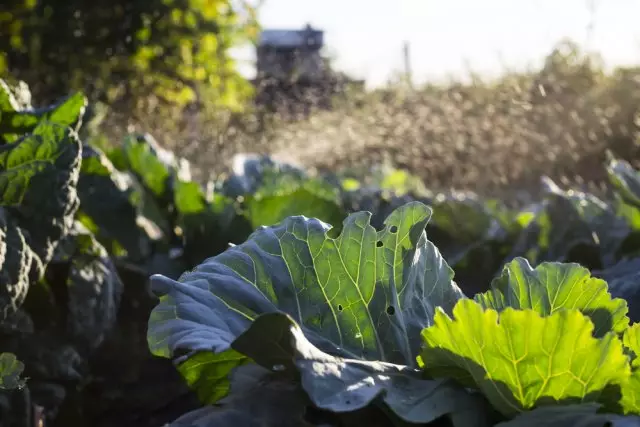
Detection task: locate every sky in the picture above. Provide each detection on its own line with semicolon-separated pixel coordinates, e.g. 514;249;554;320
234;0;640;87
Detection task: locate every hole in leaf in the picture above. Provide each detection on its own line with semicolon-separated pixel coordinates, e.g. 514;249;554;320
376;241;383;247
337;304;343;311
386;306;395;316
389;225;398;233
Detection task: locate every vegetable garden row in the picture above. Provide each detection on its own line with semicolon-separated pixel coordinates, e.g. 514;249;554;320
3;79;640;426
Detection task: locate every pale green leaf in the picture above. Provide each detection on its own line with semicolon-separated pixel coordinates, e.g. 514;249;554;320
475;258;629;337
419;299;631;418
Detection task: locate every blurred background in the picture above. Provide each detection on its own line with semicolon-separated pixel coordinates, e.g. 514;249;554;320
1;0;639;201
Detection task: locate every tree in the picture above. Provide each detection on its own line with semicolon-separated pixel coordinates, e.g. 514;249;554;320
0;0;259;111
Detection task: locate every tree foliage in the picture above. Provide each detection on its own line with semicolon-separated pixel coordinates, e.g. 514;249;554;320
0;0;258;110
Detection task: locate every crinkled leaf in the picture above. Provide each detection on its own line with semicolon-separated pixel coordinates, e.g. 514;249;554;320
418;299;631;418
147;201;464;403
0;208;40;319
620;324;640;414
77;143;151;259
624;324;640;368
230;312;490;426
0;352;25;389
0;123;81;319
0;79;87;143
621;371;640;415
49;221;123;352
495;403;640;427
475;258;629;337
0;122;81;265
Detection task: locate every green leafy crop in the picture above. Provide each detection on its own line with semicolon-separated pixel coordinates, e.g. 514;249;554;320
9;78;640;427
148;200;640;426
147;202;482;425
419;299;629;417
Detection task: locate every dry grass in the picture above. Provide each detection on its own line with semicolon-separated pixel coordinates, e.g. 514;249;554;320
99;40;640;203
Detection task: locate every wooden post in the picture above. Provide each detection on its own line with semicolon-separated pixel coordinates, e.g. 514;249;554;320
403;40;413;89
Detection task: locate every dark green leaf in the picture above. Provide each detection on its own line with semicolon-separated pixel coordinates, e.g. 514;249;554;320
596;258;640;323
0;123;81;320
49;222;123;352
0;79;87;143
231;312;490;426
168;364;313;427
147;202;466;420
508;178;629;269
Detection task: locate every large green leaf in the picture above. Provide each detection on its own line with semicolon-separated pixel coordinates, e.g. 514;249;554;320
0;123;82;320
475;258;629;337
418;299;631;418
0;79;87;143
147;202;465;414
0;123;82;264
